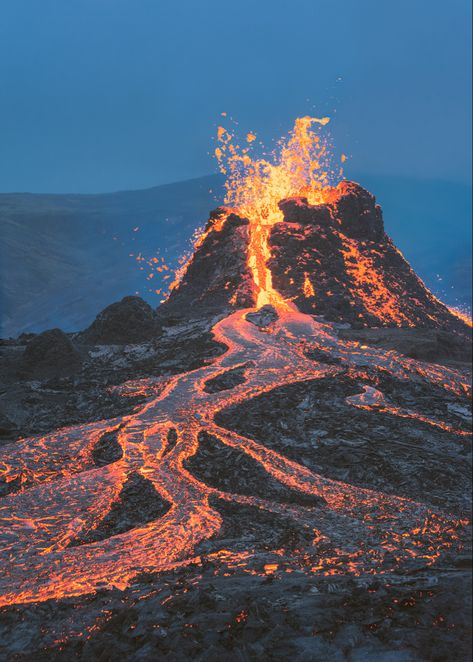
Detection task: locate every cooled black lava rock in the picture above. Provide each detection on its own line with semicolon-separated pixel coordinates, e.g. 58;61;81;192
215;373;472;510
80;296;161;344
21;328;82;378
269;181;469;334
199;495;315;554
92;427;124;466
278;197;333;226
203;365;247;393
339;327;472;364
0;411;17;439
334;180;384;241
185;431;325;508
69;473;171;546
245;305;279;328
158;208;254;320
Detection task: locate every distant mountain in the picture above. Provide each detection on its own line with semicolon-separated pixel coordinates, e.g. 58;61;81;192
0;176;221;337
0;174;471;337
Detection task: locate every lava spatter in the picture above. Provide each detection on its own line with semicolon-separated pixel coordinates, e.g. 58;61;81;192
214;116;341;309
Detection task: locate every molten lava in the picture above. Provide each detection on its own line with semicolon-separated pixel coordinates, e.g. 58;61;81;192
215;116;342;308
0;117;470;609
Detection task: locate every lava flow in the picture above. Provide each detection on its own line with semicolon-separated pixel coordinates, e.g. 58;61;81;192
215;115;340;308
0;118;471;608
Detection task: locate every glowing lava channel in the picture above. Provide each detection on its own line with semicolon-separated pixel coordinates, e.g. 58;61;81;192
215;116;343;309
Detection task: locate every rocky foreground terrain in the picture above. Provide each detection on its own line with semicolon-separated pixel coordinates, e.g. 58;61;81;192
0;294;471;661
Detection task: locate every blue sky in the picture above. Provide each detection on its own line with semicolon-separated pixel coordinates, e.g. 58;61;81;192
0;0;471;193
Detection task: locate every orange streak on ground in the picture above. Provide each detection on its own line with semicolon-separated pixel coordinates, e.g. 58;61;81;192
303;273;315;298
0;303;470;606
341;237;412;326
448;306;473;328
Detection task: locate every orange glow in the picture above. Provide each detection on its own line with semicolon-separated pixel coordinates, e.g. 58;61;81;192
0;301;469;606
448;306;473;328
303;273;315;298
215;116;341;308
341;237;412;325
263;563;279;574
216;116;340;224
0;117;470;610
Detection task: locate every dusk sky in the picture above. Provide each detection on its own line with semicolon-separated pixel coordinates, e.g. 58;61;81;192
0;0;471;193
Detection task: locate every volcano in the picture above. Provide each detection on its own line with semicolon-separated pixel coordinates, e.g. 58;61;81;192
160;180;470;335
0;118;471;661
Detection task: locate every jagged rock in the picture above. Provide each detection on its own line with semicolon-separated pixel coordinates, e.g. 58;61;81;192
80;296;161;344
185;431;325;508
158;208;254;320
21;328;82;378
269;181;468;333
216;373;472;511
339;327;472;365
69;473;171;545
0;411;17;438
334;180;384;241
278;197;333;226
92;427;124;466
245;305;279;328
203;365;247;393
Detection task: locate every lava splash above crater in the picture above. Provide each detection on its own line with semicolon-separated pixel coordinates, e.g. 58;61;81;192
162;116;470;334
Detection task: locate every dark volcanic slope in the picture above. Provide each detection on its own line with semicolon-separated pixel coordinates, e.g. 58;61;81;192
158;181;470;335
158;209;254;320
270;182;469;333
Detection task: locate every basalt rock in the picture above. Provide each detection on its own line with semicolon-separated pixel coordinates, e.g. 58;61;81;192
157;182;468;335
158;208;254;321
245;305;279;329
338;327;472;365
21;328;82;378
334;180;384;241
80;296;161;344
269;181;469;334
278;197;333;226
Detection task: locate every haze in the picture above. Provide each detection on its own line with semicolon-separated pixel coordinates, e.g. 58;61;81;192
0;0;471;193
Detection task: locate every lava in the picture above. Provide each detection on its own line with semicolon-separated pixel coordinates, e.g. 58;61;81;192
303;273;315;298
340;238;411;325
0;117;471;609
0;302;470;606
215;116;341;308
